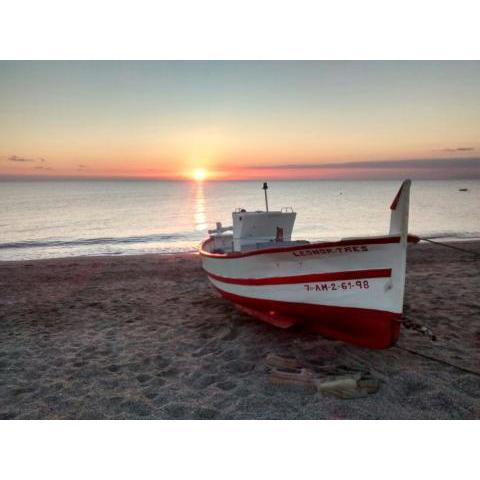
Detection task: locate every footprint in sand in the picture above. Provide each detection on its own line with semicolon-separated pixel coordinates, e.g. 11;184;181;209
224;360;255;374
192;407;218;419
191;347;209;358
153;355;171;369
189;374;218;389
107;395;125;406
220;349;238;361
120;400;151;417
159;367;179;377
216;380;236;391
218;326;239;342
144;391;158;400
0;411;17;420
136;374;151;384
162;403;189;419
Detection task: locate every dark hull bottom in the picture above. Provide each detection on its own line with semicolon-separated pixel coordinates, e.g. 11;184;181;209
217;288;401;349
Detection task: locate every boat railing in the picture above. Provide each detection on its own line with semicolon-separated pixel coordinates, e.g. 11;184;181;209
208;222;233;235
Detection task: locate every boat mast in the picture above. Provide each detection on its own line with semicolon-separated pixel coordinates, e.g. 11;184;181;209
262;182;269;212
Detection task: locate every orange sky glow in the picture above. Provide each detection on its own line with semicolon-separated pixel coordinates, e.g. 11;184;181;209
1;61;480;180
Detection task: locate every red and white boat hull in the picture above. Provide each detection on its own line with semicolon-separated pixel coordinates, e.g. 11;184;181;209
200;181;415;349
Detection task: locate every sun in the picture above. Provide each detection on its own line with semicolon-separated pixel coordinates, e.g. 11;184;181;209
192;168;207;181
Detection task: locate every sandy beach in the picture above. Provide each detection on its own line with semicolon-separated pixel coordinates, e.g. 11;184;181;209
1;241;479;419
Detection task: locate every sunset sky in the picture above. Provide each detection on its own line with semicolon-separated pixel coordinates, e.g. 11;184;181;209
1;61;479;180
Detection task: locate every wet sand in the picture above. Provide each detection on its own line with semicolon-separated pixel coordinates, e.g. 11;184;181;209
1;242;479;419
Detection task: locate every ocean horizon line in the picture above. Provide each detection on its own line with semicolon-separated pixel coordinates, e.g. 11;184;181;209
1;176;480;182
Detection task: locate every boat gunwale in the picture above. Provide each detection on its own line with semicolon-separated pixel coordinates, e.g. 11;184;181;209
199;234;418;259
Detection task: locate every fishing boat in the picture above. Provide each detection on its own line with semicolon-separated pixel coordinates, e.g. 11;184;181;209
199;180;418;349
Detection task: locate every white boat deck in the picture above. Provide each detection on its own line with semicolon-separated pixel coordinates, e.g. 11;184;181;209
206;233;310;254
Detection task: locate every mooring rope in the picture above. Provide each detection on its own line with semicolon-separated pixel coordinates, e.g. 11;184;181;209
396;236;480;376
394;345;480;377
419;237;480;259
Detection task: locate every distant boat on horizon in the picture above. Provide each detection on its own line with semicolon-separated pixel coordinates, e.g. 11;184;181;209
200;180;418;349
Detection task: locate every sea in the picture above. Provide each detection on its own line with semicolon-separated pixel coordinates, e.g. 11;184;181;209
1;179;479;261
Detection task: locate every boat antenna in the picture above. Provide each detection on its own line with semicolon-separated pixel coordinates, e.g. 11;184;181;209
262;182;269;212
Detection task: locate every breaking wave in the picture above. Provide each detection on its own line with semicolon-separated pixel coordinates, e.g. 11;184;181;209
0;232;196;250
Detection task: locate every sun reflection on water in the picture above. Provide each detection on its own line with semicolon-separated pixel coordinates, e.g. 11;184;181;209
193;181;208;231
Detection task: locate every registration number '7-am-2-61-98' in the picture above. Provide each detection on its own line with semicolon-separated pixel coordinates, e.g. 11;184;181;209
304;280;370;292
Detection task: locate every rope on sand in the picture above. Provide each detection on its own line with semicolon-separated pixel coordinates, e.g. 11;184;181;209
394;345;480;377
419;237;480;259
402;237;480;375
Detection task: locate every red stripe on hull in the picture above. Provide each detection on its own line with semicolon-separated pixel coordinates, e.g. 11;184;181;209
207;268;391;286
215;288;401;349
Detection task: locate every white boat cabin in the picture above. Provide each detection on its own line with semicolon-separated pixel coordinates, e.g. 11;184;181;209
207;208;306;254
233;208;300;251
206;183;310;254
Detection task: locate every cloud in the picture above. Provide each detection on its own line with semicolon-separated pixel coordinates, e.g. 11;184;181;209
6;155;49;163
7;155;36;163
246;157;480;170
77;164;87;170
441;147;475;152
34;166;52;170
